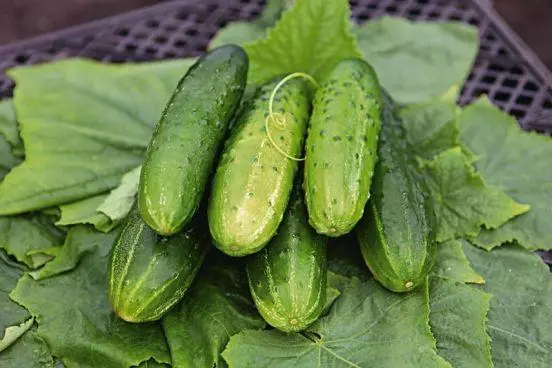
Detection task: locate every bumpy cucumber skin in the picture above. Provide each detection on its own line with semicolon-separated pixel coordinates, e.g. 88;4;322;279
247;185;327;332
304;59;382;237
108;206;209;323
208;78;311;257
357;96;436;293
139;45;248;236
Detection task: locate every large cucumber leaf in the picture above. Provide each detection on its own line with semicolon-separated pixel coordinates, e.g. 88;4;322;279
0;58;194;215
223;278;449;368
0;214;65;268
0;100;22;181
428;240;491;368
432;240;484;284
244;0;361;84
0;331;53;368
423;147;529;242
0;250;30;340
463;241;552;367
56;194;114;232
97;165;141;223
429;276;492;368
399;89;475;162
458;97;552;251
10;226;170;368
355;17;478;104
29;225;115;280
0;100;22;153
57;166;140;232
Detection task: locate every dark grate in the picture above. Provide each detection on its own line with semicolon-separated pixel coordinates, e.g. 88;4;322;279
0;0;551;131
0;0;551;130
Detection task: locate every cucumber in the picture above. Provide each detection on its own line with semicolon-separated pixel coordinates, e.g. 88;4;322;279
139;45;248;235
304;59;382;237
357;95;436;293
108;205;209;323
208;77;311;256
247;184;327;332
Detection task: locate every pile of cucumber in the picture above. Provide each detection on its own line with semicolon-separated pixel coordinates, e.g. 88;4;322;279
108;44;436;332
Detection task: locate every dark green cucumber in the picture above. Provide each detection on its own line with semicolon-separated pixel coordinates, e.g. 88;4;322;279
304;59;382;237
108;205;209;322
139;45;248;235
357;95;436;293
208;78;311;256
247;185;327;332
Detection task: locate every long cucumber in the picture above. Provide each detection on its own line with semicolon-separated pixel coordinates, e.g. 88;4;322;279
304;59;382;237
247;184;327;332
108;205;209;322
139;45;248;235
208;77;311;256
357;94;436;293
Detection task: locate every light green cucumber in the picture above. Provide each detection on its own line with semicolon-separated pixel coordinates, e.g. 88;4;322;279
247;185;327;332
208;77;311;256
139;45;248;235
304;59;382;237
108;205;209;322
357;94;436;293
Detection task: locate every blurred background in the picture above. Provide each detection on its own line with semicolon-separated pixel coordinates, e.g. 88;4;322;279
0;0;551;70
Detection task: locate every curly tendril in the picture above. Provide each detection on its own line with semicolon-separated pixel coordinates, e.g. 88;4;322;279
265;72;319;161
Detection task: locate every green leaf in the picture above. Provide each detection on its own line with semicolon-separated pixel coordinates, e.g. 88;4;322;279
209;0;291;48
97;165;140;222
355;17;478;104
10;226;170;368
429;276;492;368
30;225;116;280
0;251;30;339
0;100;23;155
0;317;34;352
0;214;65;268
0;58;193;215
244;0;361;84
399;88;475;162
458;97;552;250
57;194;115;232
423;147;529;242
26;246;62;269
223;278;450;367
0;100;22;181
400;89;459;161
0;134;20;181
0;331;54;368
162;261;265;368
432;240;484;284
463;241;552;367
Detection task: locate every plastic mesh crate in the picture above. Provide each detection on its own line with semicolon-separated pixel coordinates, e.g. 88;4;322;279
0;0;551;260
0;0;551;132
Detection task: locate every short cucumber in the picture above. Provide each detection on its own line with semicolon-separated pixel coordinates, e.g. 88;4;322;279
139;45;248;235
247;184;327;332
108;205;209;323
208;77;311;256
357;95;436;293
304;59;382;237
